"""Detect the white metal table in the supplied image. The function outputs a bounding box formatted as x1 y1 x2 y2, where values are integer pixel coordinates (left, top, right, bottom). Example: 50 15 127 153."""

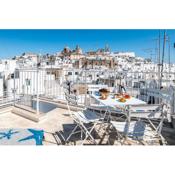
91 93 147 137
91 93 146 110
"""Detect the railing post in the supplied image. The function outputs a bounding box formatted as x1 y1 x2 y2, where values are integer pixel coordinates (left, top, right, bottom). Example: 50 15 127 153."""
125 105 131 138
84 69 87 106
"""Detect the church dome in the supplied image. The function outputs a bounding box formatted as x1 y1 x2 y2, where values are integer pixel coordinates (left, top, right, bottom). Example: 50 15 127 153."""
75 45 83 54
63 46 71 53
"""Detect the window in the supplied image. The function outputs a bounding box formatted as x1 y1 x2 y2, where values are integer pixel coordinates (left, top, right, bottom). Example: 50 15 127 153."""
75 72 78 75
68 72 72 75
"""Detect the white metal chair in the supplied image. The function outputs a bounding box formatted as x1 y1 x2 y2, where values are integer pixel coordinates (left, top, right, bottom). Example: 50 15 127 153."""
110 104 167 144
110 120 146 140
129 104 168 135
64 90 104 145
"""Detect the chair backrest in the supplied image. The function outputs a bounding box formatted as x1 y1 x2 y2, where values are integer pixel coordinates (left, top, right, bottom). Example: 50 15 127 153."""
64 89 92 126
63 87 79 120
127 103 167 135
63 82 71 93
129 104 162 119
64 90 78 106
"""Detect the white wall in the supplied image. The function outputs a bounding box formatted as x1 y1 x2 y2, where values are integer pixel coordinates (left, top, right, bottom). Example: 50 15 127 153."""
0 79 3 97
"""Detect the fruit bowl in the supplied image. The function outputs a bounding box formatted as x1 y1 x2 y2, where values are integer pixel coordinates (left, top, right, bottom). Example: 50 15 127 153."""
99 95 108 100
119 97 126 103
99 88 110 99
123 94 131 99
99 88 110 94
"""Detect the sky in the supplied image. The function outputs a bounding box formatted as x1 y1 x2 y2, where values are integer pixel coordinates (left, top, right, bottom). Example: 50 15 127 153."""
0 29 175 62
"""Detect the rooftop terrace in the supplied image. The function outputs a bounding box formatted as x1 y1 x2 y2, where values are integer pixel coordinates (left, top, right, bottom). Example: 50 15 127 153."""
1 105 174 145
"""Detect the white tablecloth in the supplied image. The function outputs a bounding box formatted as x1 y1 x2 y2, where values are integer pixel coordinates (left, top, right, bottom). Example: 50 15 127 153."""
91 94 146 109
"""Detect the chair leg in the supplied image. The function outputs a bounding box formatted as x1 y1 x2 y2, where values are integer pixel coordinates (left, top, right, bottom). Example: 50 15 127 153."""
66 124 79 142
81 123 98 145
83 123 98 145
82 132 97 145
109 124 125 145
80 129 83 141
96 122 106 136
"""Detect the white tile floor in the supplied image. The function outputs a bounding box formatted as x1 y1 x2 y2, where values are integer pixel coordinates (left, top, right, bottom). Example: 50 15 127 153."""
0 107 164 145
0 107 73 145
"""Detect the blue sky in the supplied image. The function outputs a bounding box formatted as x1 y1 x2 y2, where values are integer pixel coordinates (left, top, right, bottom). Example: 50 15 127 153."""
0 29 175 62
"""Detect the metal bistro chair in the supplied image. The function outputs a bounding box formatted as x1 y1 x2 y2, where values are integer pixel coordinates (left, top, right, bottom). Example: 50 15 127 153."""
64 90 104 145
110 104 167 145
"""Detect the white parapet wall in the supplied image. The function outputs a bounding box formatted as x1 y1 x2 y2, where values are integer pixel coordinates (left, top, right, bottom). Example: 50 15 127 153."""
0 78 3 97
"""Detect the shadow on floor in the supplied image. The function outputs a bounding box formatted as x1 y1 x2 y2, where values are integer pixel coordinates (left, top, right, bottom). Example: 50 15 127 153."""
54 123 105 145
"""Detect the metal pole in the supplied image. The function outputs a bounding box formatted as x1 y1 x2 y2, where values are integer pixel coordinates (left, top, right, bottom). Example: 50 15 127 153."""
84 69 87 106
36 69 39 115
14 69 16 106
158 30 161 88
168 37 171 85
160 30 166 87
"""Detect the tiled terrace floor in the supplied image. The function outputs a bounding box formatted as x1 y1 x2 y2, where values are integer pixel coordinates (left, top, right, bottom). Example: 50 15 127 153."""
0 107 171 145
0 107 72 145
